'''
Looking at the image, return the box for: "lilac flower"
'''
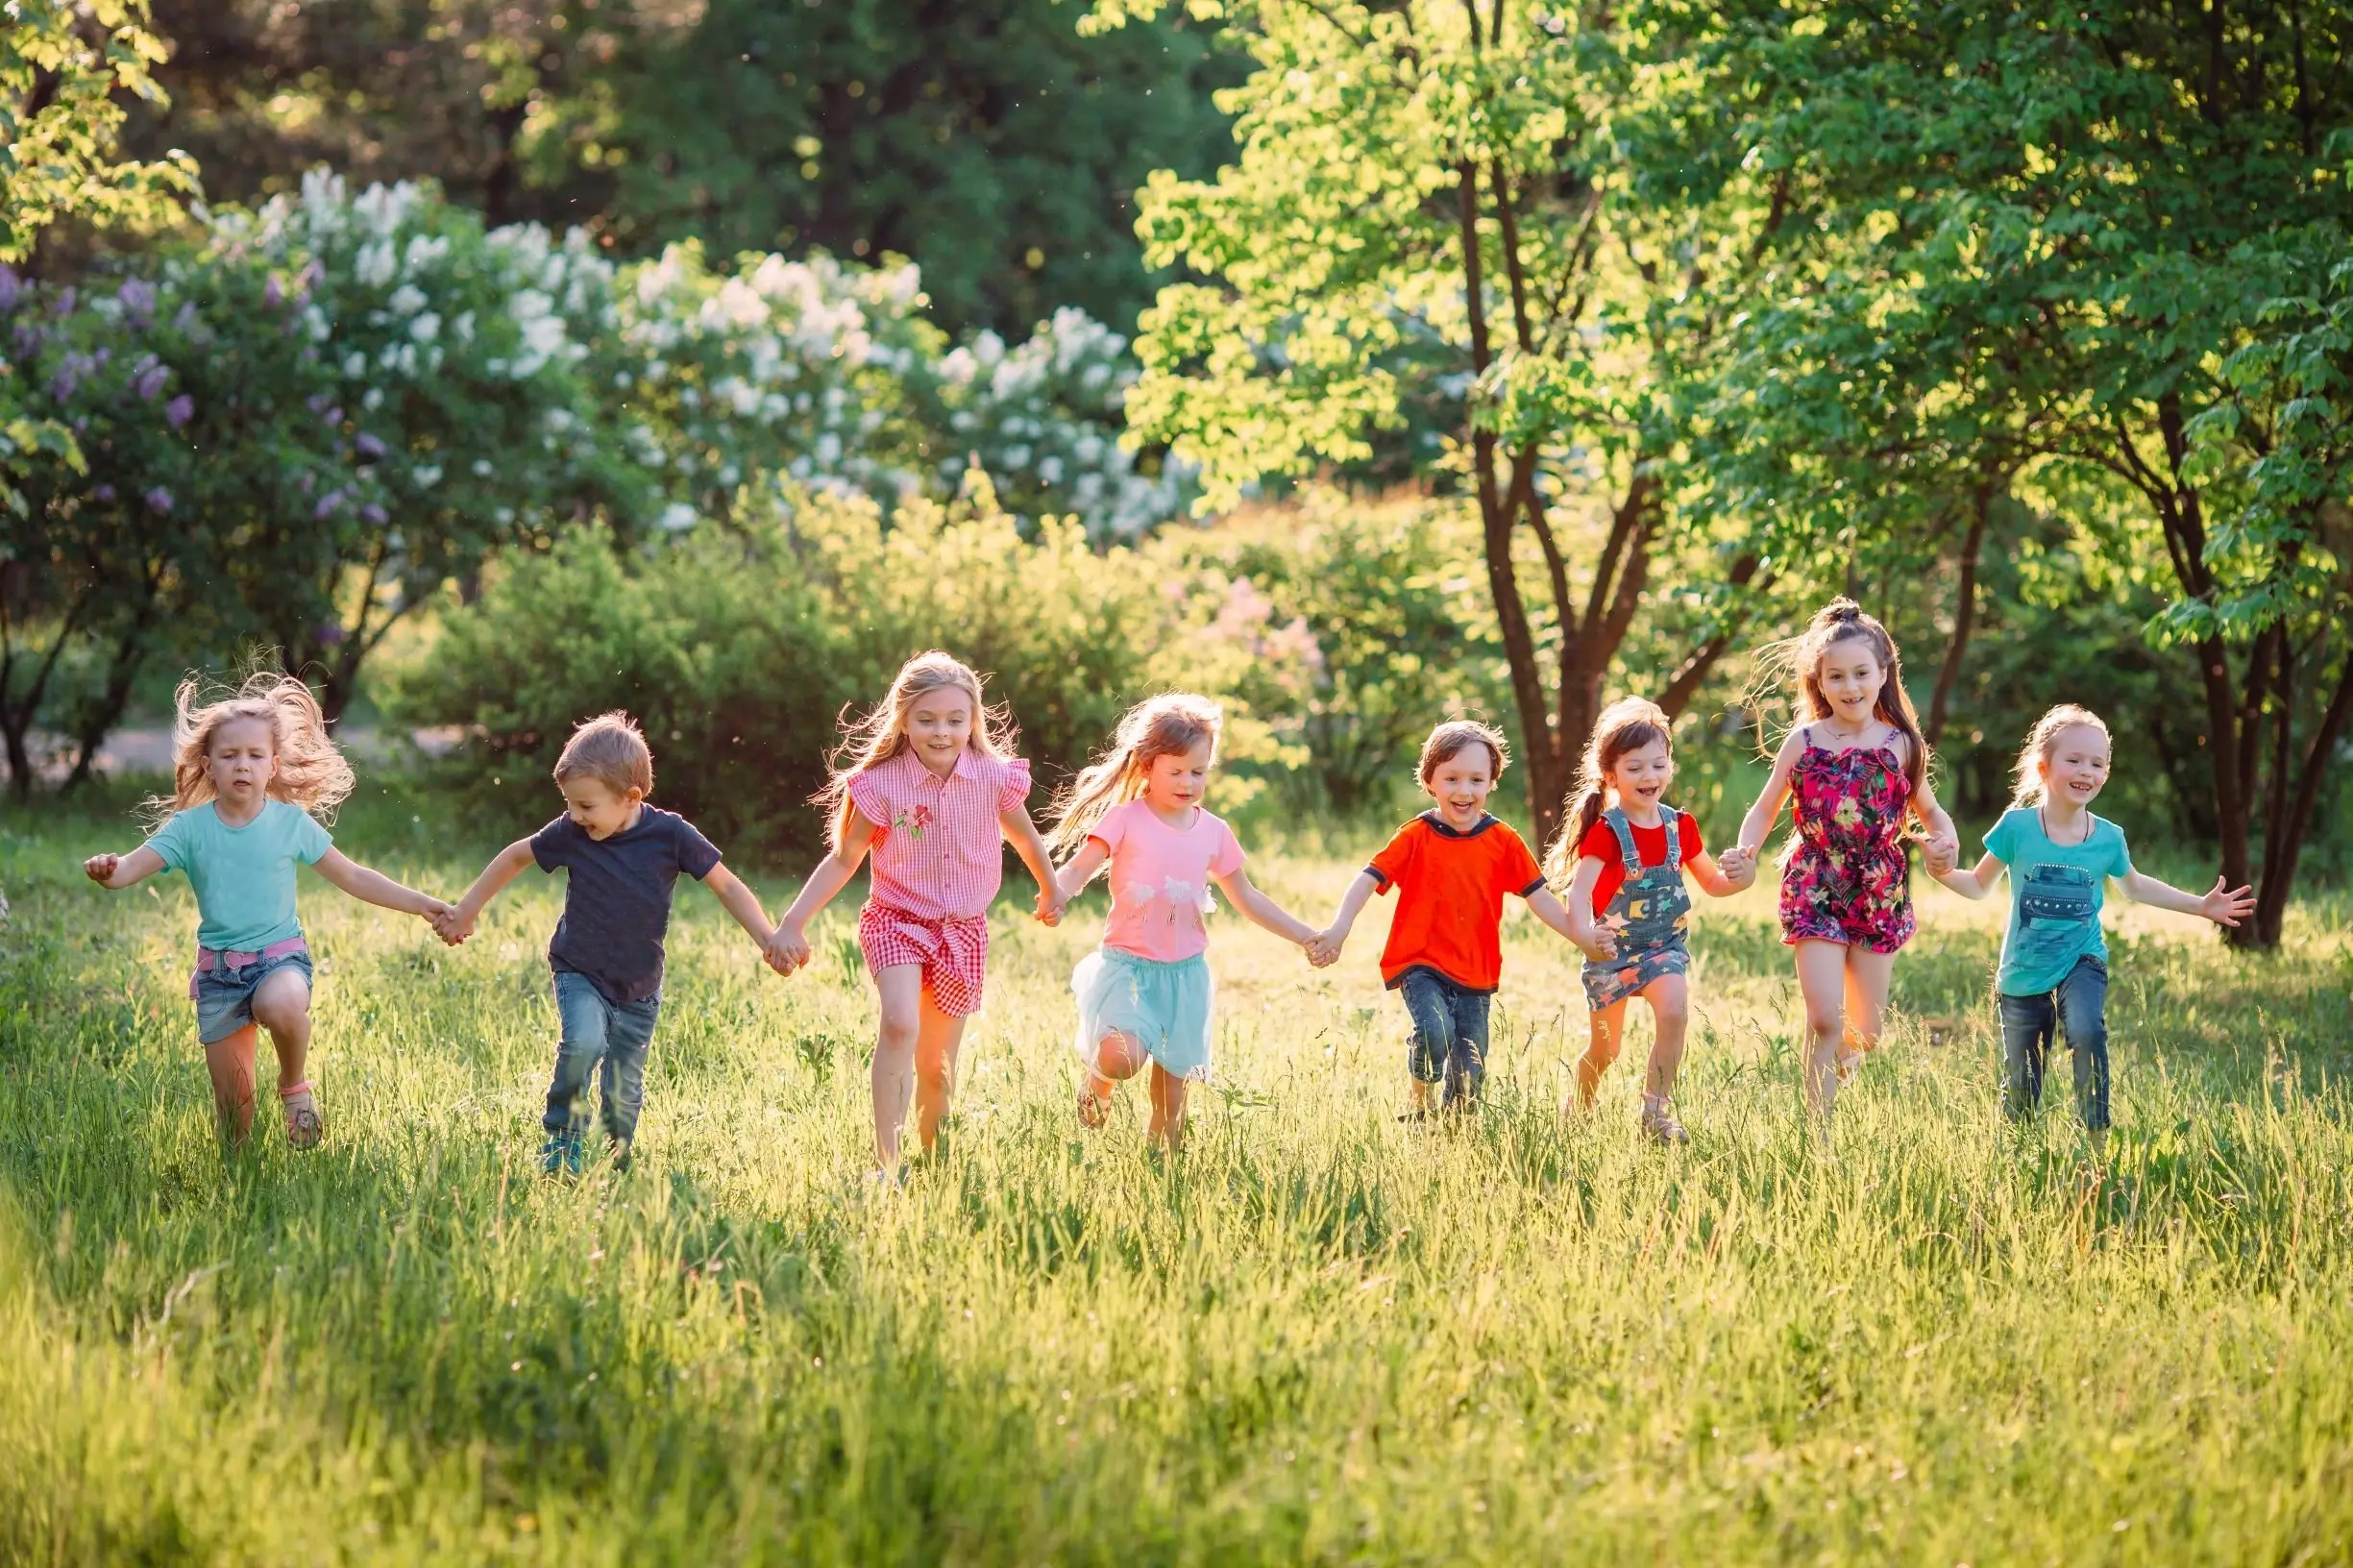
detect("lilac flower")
[306,393,331,414]
[263,275,283,308]
[313,489,345,521]
[116,280,156,324]
[50,286,75,318]
[48,368,78,400]
[92,483,115,502]
[360,503,388,525]
[355,431,387,459]
[164,394,193,428]
[143,486,173,514]
[172,302,197,331]
[135,363,169,402]
[298,471,315,494]
[300,260,324,292]
[315,622,346,646]
[0,266,20,312]
[321,405,342,428]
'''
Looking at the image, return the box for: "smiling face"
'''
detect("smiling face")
[558,772,645,840]
[904,684,976,776]
[1812,630,1889,729]
[2039,723,2111,809]
[1141,741,1214,815]
[206,716,279,812]
[1422,743,1497,829]
[1605,737,1674,814]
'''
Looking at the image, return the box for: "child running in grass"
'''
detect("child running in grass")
[1932,704,2252,1137]
[768,652,1065,1175]
[434,712,782,1174]
[83,673,452,1149]
[1549,698,1757,1143]
[1731,599,1961,1126]
[1313,720,1584,1117]
[1053,693,1328,1149]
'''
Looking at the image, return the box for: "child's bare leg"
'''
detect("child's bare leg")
[1793,940,1850,1117]
[1575,1002,1629,1108]
[912,991,969,1155]
[249,968,313,1095]
[1080,1029,1147,1126]
[1146,1064,1189,1149]
[203,1025,259,1142]
[1841,950,1895,1061]
[870,965,925,1167]
[1639,973,1689,1099]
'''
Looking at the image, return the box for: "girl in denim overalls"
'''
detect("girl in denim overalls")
[1547,699,1755,1142]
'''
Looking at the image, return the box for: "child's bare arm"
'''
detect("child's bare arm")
[1934,850,2004,900]
[1523,885,1581,944]
[1213,867,1320,947]
[85,846,165,890]
[1689,849,1751,897]
[2120,869,2255,926]
[699,863,778,949]
[313,847,451,923]
[1733,729,1804,856]
[1315,870,1382,951]
[1000,804,1065,925]
[1053,839,1111,905]
[771,813,881,970]
[1561,858,1616,962]
[1907,763,1961,870]
[441,838,537,941]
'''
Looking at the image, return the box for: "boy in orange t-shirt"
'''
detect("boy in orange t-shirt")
[1312,722,1582,1115]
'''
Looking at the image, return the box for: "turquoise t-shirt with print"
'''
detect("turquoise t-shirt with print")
[143,799,334,953]
[1983,806,2133,996]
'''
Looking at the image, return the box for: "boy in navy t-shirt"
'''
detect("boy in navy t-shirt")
[439,712,786,1171]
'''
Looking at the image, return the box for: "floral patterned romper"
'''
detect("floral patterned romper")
[1778,725,1916,954]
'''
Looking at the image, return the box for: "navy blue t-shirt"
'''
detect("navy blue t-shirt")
[530,806,723,1004]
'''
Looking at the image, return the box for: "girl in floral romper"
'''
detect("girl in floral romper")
[1734,600,1961,1123]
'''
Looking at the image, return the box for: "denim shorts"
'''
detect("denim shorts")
[192,950,313,1043]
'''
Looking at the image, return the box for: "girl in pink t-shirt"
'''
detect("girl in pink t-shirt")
[1048,693,1326,1148]
[772,651,1064,1173]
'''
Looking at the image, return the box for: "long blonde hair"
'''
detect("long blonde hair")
[1752,597,1929,797]
[143,672,354,830]
[2009,703,2109,808]
[818,650,1015,849]
[1048,693,1223,854]
[1543,697,1672,882]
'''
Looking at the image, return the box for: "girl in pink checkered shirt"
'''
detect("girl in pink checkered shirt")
[771,651,1065,1173]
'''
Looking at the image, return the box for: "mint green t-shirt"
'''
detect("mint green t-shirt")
[143,799,334,953]
[1983,806,2133,996]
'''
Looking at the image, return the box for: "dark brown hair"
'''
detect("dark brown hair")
[1543,697,1673,882]
[1417,720,1508,785]
[1785,597,1927,796]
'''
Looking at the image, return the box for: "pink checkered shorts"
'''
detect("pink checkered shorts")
[856,902,991,1017]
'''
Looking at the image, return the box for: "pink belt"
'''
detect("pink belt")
[188,935,309,999]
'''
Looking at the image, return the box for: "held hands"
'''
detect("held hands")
[766,922,813,977]
[1717,844,1760,888]
[1302,927,1344,968]
[429,902,474,945]
[1922,829,1961,879]
[1573,924,1619,965]
[2199,875,2257,927]
[1032,883,1066,927]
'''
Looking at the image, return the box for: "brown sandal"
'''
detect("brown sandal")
[281,1082,323,1151]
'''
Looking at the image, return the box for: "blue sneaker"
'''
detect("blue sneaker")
[541,1134,583,1176]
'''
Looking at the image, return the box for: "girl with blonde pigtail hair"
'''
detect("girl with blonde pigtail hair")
[1051,693,1330,1148]
[1731,598,1962,1133]
[86,670,454,1150]
[770,651,1065,1177]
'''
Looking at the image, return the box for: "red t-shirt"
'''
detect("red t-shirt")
[1365,812,1547,992]
[1574,812,1704,920]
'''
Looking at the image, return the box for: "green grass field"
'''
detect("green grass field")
[2,789,2349,1564]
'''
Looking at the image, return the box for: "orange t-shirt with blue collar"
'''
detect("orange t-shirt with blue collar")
[1364,811,1547,993]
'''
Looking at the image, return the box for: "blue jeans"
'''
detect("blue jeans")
[545,971,662,1143]
[1998,954,2109,1132]
[1398,968,1492,1106]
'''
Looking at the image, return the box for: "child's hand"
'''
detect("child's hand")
[84,853,120,886]
[1719,845,1757,887]
[1032,885,1065,927]
[767,924,812,975]
[1574,927,1618,965]
[1302,929,1338,968]
[2199,875,2256,927]
[429,904,475,945]
[1923,838,1956,878]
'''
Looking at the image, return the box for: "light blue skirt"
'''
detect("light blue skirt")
[1071,946,1215,1082]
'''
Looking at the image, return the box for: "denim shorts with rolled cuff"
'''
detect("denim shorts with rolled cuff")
[191,949,314,1044]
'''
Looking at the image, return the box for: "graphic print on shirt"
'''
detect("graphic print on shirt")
[2015,862,2097,969]
[1114,872,1212,937]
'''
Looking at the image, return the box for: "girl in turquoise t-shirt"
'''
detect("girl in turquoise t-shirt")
[84,674,452,1149]
[1931,704,2253,1134]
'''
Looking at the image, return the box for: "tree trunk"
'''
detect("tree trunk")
[1925,485,1990,747]
[2251,633,2353,946]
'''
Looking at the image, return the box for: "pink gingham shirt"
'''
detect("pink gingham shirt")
[846,747,1033,920]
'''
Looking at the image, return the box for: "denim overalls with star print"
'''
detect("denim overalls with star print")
[1580,805,1695,1012]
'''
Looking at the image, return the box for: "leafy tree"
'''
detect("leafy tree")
[1100,0,1771,842]
[1658,0,2353,944]
[1,0,192,261]
[129,0,1237,335]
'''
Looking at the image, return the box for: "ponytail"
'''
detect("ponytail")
[1542,698,1672,883]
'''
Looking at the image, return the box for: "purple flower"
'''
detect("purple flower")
[315,622,346,645]
[360,502,388,525]
[0,266,20,312]
[116,280,156,324]
[298,471,315,494]
[143,486,173,514]
[135,364,169,402]
[50,286,75,318]
[164,394,193,428]
[321,405,342,428]
[172,302,197,331]
[48,369,78,400]
[92,483,116,502]
[355,431,387,459]
[263,275,283,308]
[300,260,324,292]
[306,393,331,413]
[313,488,344,520]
